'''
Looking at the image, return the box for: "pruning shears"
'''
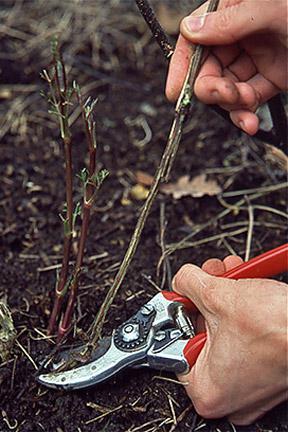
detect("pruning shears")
[37,243,288,390]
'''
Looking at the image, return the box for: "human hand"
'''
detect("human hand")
[172,255,288,425]
[166,0,288,135]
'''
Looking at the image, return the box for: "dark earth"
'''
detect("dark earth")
[0,1,287,431]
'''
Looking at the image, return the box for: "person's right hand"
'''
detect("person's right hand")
[166,0,288,135]
[172,255,288,425]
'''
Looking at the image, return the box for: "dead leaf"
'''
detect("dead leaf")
[162,174,222,199]
[135,171,154,187]
[121,197,131,206]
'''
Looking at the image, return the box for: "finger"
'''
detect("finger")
[225,82,260,111]
[166,0,216,102]
[246,73,280,105]
[180,0,282,46]
[196,77,261,112]
[166,35,193,101]
[201,258,225,276]
[223,255,243,272]
[172,264,228,317]
[194,56,241,106]
[195,55,260,111]
[230,109,259,135]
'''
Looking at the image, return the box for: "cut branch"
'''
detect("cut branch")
[135,0,174,59]
[89,0,220,346]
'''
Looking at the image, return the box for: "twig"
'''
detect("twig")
[85,404,123,425]
[164,182,287,259]
[167,395,177,425]
[222,238,237,256]
[221,221,286,230]
[141,273,162,292]
[15,340,38,371]
[168,406,193,432]
[157,203,172,290]
[152,376,189,386]
[222,182,287,198]
[134,0,174,59]
[252,204,288,219]
[129,418,167,432]
[89,0,220,346]
[244,196,254,262]
[193,419,207,431]
[168,227,248,252]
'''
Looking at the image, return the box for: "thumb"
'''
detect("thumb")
[172,264,225,318]
[180,0,281,46]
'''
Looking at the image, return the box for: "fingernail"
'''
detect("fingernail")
[171,277,176,291]
[239,121,246,131]
[211,90,219,100]
[183,15,206,33]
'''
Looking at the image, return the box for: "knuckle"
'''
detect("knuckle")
[200,279,218,309]
[214,6,239,42]
[174,263,194,291]
[202,277,237,314]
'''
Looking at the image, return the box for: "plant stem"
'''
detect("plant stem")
[47,232,71,335]
[47,54,73,335]
[89,0,220,346]
[57,90,97,343]
[57,172,96,342]
[57,203,91,343]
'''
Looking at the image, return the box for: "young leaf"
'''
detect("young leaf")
[56,60,66,93]
[77,167,89,185]
[51,36,59,58]
[72,202,82,229]
[92,169,109,189]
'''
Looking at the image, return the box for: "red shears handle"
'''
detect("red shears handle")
[163,243,288,369]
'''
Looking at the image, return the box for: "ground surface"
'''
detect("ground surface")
[0,1,287,431]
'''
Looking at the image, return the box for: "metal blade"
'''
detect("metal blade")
[37,336,147,390]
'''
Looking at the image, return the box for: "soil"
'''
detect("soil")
[0,1,287,432]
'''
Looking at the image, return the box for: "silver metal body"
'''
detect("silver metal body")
[37,292,195,390]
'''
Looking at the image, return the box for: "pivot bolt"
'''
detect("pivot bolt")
[121,323,140,342]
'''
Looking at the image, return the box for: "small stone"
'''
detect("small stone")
[139,102,157,117]
[130,184,149,201]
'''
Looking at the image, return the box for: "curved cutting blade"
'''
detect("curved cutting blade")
[37,336,147,390]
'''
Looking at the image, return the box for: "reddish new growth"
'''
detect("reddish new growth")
[42,39,108,343]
